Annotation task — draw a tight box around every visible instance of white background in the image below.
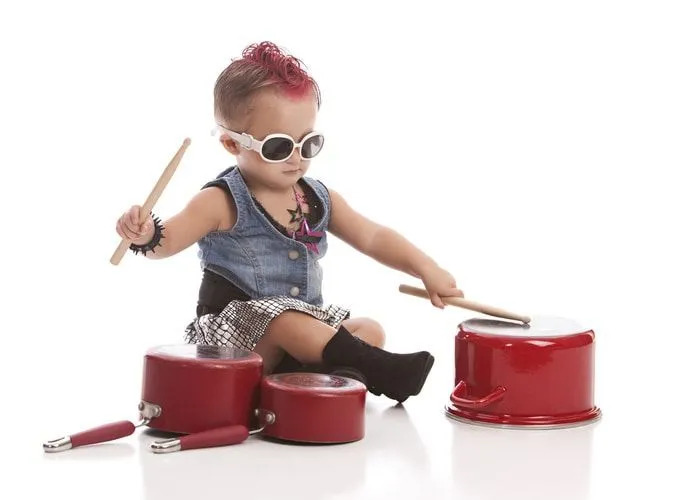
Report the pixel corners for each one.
[1,1,698,499]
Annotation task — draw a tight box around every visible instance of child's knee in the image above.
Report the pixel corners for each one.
[358,318,386,348]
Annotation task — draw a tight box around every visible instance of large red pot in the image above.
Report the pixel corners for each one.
[141,344,263,434]
[446,316,602,428]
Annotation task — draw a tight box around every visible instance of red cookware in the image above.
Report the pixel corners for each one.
[150,372,366,452]
[44,344,366,454]
[446,316,602,428]
[260,372,365,443]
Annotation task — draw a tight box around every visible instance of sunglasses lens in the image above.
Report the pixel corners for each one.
[301,134,324,159]
[262,137,294,161]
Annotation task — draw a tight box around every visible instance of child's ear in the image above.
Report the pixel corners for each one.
[220,136,240,156]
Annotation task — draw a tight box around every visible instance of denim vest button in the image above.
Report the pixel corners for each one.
[290,286,300,297]
[288,250,300,260]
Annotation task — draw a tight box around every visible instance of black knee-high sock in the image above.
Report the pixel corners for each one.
[321,326,434,403]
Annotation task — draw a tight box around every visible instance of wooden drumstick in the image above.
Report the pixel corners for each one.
[398,284,531,324]
[110,138,191,266]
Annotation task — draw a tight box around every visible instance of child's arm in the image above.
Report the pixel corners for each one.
[328,189,463,308]
[116,187,235,259]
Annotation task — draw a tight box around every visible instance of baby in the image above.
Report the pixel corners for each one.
[116,42,463,403]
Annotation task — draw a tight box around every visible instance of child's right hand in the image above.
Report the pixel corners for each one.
[116,205,155,245]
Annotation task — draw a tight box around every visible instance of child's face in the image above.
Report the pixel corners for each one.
[223,89,318,190]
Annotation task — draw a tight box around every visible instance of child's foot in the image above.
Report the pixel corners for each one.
[322,327,435,403]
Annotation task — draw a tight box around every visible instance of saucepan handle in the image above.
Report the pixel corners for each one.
[44,421,137,453]
[149,408,276,454]
[150,425,250,454]
[450,381,506,409]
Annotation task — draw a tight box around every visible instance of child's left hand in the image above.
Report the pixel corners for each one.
[420,265,464,309]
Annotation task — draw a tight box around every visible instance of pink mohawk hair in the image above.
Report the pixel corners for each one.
[241,41,318,102]
[214,41,321,127]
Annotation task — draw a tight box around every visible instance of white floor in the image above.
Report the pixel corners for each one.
[38,395,601,500]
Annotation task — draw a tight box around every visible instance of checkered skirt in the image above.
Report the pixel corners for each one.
[184,296,351,351]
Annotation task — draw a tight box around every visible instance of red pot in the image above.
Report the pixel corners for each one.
[446,316,602,428]
[141,344,263,434]
[259,373,366,444]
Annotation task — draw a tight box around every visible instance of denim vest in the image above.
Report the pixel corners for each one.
[197,166,330,306]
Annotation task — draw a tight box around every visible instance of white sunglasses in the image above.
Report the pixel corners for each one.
[216,124,324,163]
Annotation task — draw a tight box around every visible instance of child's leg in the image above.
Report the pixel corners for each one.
[253,310,337,371]
[341,317,386,348]
[263,317,385,375]
[254,314,385,369]
[253,310,433,403]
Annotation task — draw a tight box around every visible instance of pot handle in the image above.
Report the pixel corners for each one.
[150,425,250,454]
[43,401,161,453]
[450,381,506,409]
[150,408,276,454]
[43,421,137,453]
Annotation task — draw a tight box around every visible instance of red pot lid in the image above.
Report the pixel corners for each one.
[459,316,590,338]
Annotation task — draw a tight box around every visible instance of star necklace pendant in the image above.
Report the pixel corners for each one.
[287,186,324,254]
[291,218,324,254]
[287,206,303,223]
[287,186,307,223]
